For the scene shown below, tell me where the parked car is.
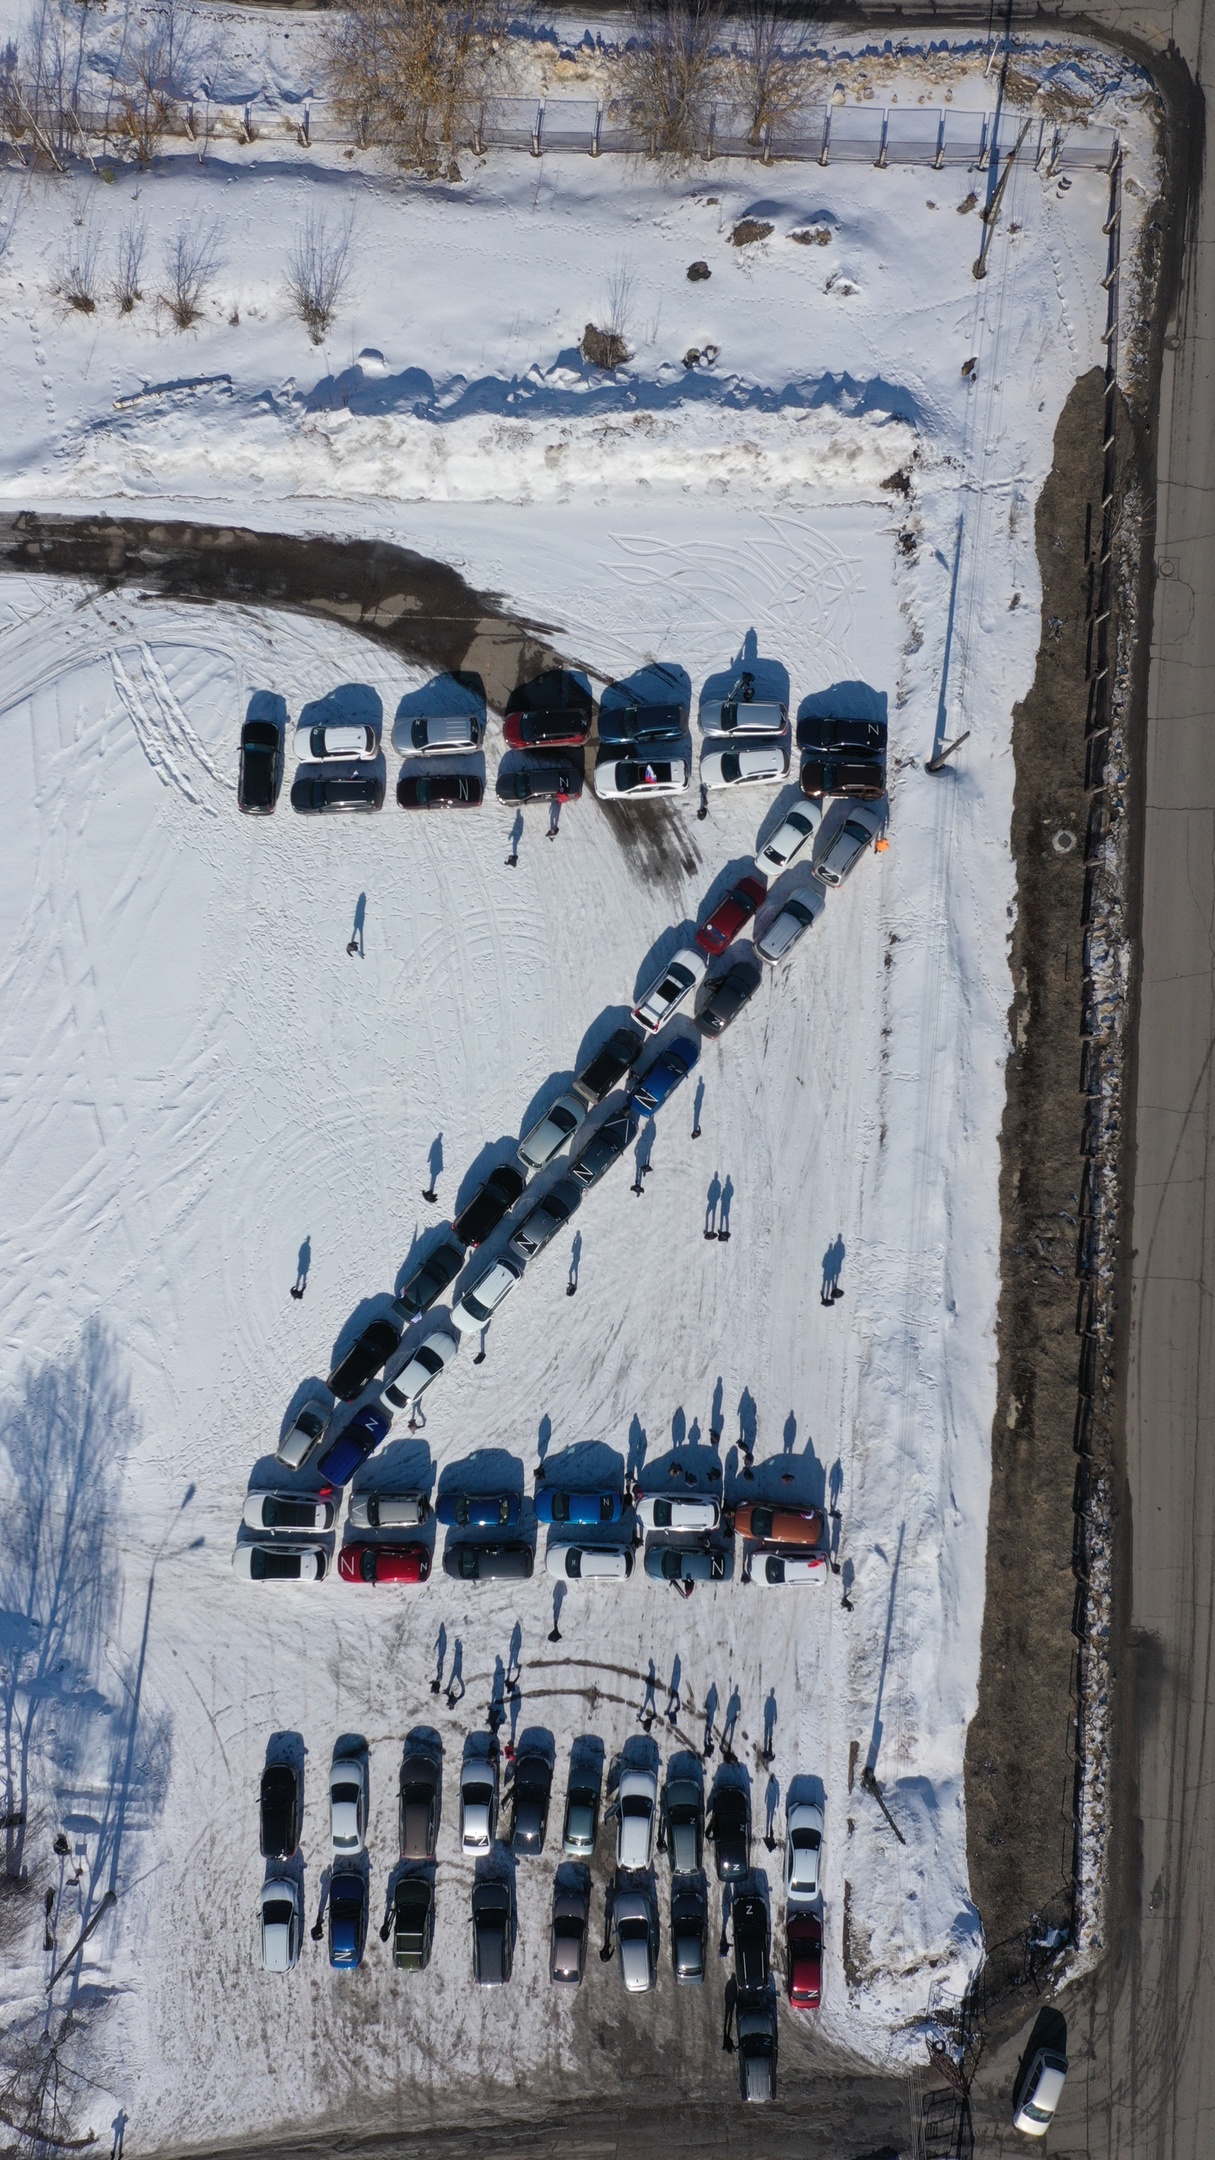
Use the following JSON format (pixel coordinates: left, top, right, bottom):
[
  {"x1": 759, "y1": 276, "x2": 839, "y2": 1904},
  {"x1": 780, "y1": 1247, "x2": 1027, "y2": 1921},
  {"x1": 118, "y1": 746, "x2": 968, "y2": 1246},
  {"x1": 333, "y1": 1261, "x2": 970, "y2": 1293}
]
[
  {"x1": 573, "y1": 1024, "x2": 646, "y2": 1105},
  {"x1": 755, "y1": 886, "x2": 825, "y2": 964},
  {"x1": 328, "y1": 1315, "x2": 404, "y2": 1403},
  {"x1": 259, "y1": 1764, "x2": 300, "y2": 1859},
  {"x1": 290, "y1": 770, "x2": 384, "y2": 814},
  {"x1": 786, "y1": 1911, "x2": 823, "y2": 2009},
  {"x1": 274, "y1": 1399, "x2": 332, "y2": 1472},
  {"x1": 396, "y1": 1234, "x2": 466, "y2": 1320},
  {"x1": 338, "y1": 1541, "x2": 431, "y2": 1585},
  {"x1": 613, "y1": 1767, "x2": 658, "y2": 1869},
  {"x1": 436, "y1": 1490, "x2": 522, "y2": 1529},
  {"x1": 550, "y1": 1882, "x2": 590, "y2": 1985},
  {"x1": 397, "y1": 771, "x2": 484, "y2": 809},
  {"x1": 696, "y1": 876, "x2": 767, "y2": 957},
  {"x1": 663, "y1": 1771, "x2": 704, "y2": 1874},
  {"x1": 231, "y1": 1544, "x2": 327, "y2": 1583},
  {"x1": 749, "y1": 1551, "x2": 828, "y2": 1585},
  {"x1": 635, "y1": 1492, "x2": 719, "y2": 1533},
  {"x1": 451, "y1": 1254, "x2": 524, "y2": 1335},
  {"x1": 594, "y1": 753, "x2": 690, "y2": 799},
  {"x1": 562, "y1": 1771, "x2": 600, "y2": 1857},
  {"x1": 294, "y1": 719, "x2": 378, "y2": 761},
  {"x1": 696, "y1": 964, "x2": 760, "y2": 1039},
  {"x1": 328, "y1": 1869, "x2": 368, "y2": 1970},
  {"x1": 329, "y1": 1754, "x2": 369, "y2": 1853},
  {"x1": 242, "y1": 1490, "x2": 335, "y2": 1534},
  {"x1": 392, "y1": 1876, "x2": 435, "y2": 1971},
  {"x1": 798, "y1": 714, "x2": 888, "y2": 759},
  {"x1": 496, "y1": 761, "x2": 583, "y2": 803},
  {"x1": 400, "y1": 709, "x2": 484, "y2": 753},
  {"x1": 644, "y1": 1537, "x2": 725, "y2": 1585},
  {"x1": 347, "y1": 1489, "x2": 429, "y2": 1531},
  {"x1": 708, "y1": 1784, "x2": 751, "y2": 1879},
  {"x1": 545, "y1": 1543, "x2": 634, "y2": 1580},
  {"x1": 733, "y1": 1501, "x2": 825, "y2": 1548},
  {"x1": 632, "y1": 947, "x2": 708, "y2": 1033},
  {"x1": 702, "y1": 743, "x2": 791, "y2": 790},
  {"x1": 443, "y1": 1542, "x2": 534, "y2": 1582},
  {"x1": 670, "y1": 1875, "x2": 708, "y2": 1985},
  {"x1": 518, "y1": 1092, "x2": 587, "y2": 1171},
  {"x1": 798, "y1": 715, "x2": 887, "y2": 797},
  {"x1": 785, "y1": 1801, "x2": 824, "y2": 1901},
  {"x1": 316, "y1": 1402, "x2": 391, "y2": 1487},
  {"x1": 630, "y1": 1036, "x2": 699, "y2": 1117},
  {"x1": 733, "y1": 1890, "x2": 771, "y2": 1992},
  {"x1": 504, "y1": 671, "x2": 593, "y2": 749},
  {"x1": 259, "y1": 1878, "x2": 300, "y2": 1972},
  {"x1": 815, "y1": 801, "x2": 884, "y2": 886},
  {"x1": 472, "y1": 1878, "x2": 513, "y2": 1984},
  {"x1": 460, "y1": 1752, "x2": 499, "y2": 1853},
  {"x1": 700, "y1": 679, "x2": 787, "y2": 733},
  {"x1": 597, "y1": 694, "x2": 688, "y2": 747},
  {"x1": 238, "y1": 715, "x2": 283, "y2": 814},
  {"x1": 756, "y1": 800, "x2": 821, "y2": 874},
  {"x1": 736, "y1": 2000, "x2": 777, "y2": 2102},
  {"x1": 510, "y1": 1746, "x2": 553, "y2": 1855},
  {"x1": 535, "y1": 1488, "x2": 623, "y2": 1527},
  {"x1": 1012, "y1": 2048, "x2": 1069, "y2": 2137},
  {"x1": 383, "y1": 1327, "x2": 458, "y2": 1409},
  {"x1": 508, "y1": 1177, "x2": 581, "y2": 1262},
  {"x1": 800, "y1": 755, "x2": 886, "y2": 800},
  {"x1": 452, "y1": 1165, "x2": 527, "y2": 1247},
  {"x1": 399, "y1": 1741, "x2": 442, "y2": 1859},
  {"x1": 569, "y1": 1106, "x2": 636, "y2": 1188},
  {"x1": 615, "y1": 1889, "x2": 658, "y2": 1993}
]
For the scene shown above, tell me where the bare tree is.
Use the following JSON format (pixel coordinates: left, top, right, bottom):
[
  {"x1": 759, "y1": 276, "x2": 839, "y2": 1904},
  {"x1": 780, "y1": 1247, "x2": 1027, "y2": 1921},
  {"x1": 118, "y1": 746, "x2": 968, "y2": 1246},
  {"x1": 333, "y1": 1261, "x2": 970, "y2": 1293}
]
[
  {"x1": 285, "y1": 208, "x2": 355, "y2": 342},
  {"x1": 0, "y1": 0, "x2": 91, "y2": 172},
  {"x1": 161, "y1": 216, "x2": 221, "y2": 329},
  {"x1": 616, "y1": 0, "x2": 724, "y2": 158},
  {"x1": 113, "y1": 0, "x2": 199, "y2": 165},
  {"x1": 731, "y1": 0, "x2": 815, "y2": 144},
  {"x1": 113, "y1": 210, "x2": 147, "y2": 312},
  {"x1": 322, "y1": 0, "x2": 508, "y2": 169},
  {"x1": 57, "y1": 204, "x2": 101, "y2": 311}
]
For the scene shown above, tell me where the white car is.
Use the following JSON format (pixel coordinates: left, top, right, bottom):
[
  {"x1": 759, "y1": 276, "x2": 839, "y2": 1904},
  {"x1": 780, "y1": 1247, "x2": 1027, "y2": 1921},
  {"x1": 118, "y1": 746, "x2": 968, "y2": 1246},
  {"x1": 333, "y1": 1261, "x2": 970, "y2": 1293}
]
[
  {"x1": 460, "y1": 1752, "x2": 500, "y2": 1853},
  {"x1": 634, "y1": 1492, "x2": 720, "y2": 1532},
  {"x1": 293, "y1": 720, "x2": 378, "y2": 761},
  {"x1": 259, "y1": 1878, "x2": 301, "y2": 1972},
  {"x1": 755, "y1": 883, "x2": 826, "y2": 964},
  {"x1": 613, "y1": 1767, "x2": 658, "y2": 1869},
  {"x1": 1013, "y1": 2049, "x2": 1069, "y2": 2137},
  {"x1": 614, "y1": 1890, "x2": 657, "y2": 1992},
  {"x1": 383, "y1": 1327, "x2": 458, "y2": 1408},
  {"x1": 594, "y1": 753, "x2": 690, "y2": 800},
  {"x1": 816, "y1": 800, "x2": 884, "y2": 886},
  {"x1": 347, "y1": 1489, "x2": 430, "y2": 1530},
  {"x1": 784, "y1": 1802, "x2": 824, "y2": 1901},
  {"x1": 545, "y1": 1544, "x2": 634, "y2": 1581},
  {"x1": 517, "y1": 1092, "x2": 587, "y2": 1170},
  {"x1": 701, "y1": 743, "x2": 790, "y2": 790},
  {"x1": 241, "y1": 1490, "x2": 335, "y2": 1534},
  {"x1": 451, "y1": 1254, "x2": 524, "y2": 1335},
  {"x1": 756, "y1": 800, "x2": 821, "y2": 874},
  {"x1": 748, "y1": 1550, "x2": 828, "y2": 1585},
  {"x1": 231, "y1": 1544, "x2": 327, "y2": 1583},
  {"x1": 329, "y1": 1754, "x2": 368, "y2": 1854},
  {"x1": 699, "y1": 689, "x2": 788, "y2": 734},
  {"x1": 632, "y1": 947, "x2": 707, "y2": 1033}
]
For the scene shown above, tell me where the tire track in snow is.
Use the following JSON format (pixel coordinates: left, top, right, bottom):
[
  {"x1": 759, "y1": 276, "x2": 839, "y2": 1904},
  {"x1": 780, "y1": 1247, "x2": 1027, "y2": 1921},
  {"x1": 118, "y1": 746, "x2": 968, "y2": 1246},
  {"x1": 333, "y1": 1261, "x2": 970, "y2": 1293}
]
[{"x1": 110, "y1": 644, "x2": 224, "y2": 812}]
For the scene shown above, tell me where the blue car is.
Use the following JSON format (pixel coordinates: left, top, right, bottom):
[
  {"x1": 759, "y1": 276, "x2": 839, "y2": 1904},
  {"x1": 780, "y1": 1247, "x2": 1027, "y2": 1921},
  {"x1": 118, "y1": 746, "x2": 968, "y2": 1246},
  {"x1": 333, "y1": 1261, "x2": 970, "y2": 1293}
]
[
  {"x1": 435, "y1": 1491, "x2": 522, "y2": 1530},
  {"x1": 534, "y1": 1488, "x2": 624, "y2": 1527},
  {"x1": 328, "y1": 1869, "x2": 367, "y2": 1969},
  {"x1": 316, "y1": 1403, "x2": 390, "y2": 1488},
  {"x1": 630, "y1": 1037, "x2": 700, "y2": 1117}
]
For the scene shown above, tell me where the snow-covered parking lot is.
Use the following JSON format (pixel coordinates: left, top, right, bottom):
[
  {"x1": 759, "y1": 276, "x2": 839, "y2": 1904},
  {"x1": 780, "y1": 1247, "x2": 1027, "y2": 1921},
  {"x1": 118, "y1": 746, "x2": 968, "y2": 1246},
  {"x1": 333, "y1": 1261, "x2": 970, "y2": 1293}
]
[{"x1": 0, "y1": 19, "x2": 1151, "y2": 2149}]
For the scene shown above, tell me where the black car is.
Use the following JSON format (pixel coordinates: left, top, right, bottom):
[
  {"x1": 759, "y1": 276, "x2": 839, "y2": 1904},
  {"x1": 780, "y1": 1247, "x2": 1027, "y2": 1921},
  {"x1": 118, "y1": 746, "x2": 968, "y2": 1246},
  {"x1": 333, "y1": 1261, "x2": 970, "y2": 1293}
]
[
  {"x1": 569, "y1": 1107, "x2": 636, "y2": 1189},
  {"x1": 397, "y1": 772, "x2": 484, "y2": 809},
  {"x1": 472, "y1": 1878, "x2": 514, "y2": 1985},
  {"x1": 708, "y1": 1785, "x2": 751, "y2": 1880},
  {"x1": 442, "y1": 1542, "x2": 534, "y2": 1582},
  {"x1": 510, "y1": 1748, "x2": 553, "y2": 1856},
  {"x1": 663, "y1": 1770, "x2": 704, "y2": 1873},
  {"x1": 733, "y1": 1891, "x2": 770, "y2": 1993},
  {"x1": 291, "y1": 771, "x2": 384, "y2": 814},
  {"x1": 392, "y1": 1876, "x2": 435, "y2": 1972},
  {"x1": 800, "y1": 755, "x2": 886, "y2": 800},
  {"x1": 452, "y1": 1165, "x2": 527, "y2": 1247},
  {"x1": 507, "y1": 1177, "x2": 581, "y2": 1262},
  {"x1": 670, "y1": 1874, "x2": 708, "y2": 1985},
  {"x1": 396, "y1": 1235, "x2": 465, "y2": 1320},
  {"x1": 259, "y1": 1764, "x2": 300, "y2": 1859},
  {"x1": 597, "y1": 696, "x2": 689, "y2": 747},
  {"x1": 238, "y1": 716, "x2": 283, "y2": 814},
  {"x1": 797, "y1": 714, "x2": 887, "y2": 758},
  {"x1": 327, "y1": 1314, "x2": 404, "y2": 1402},
  {"x1": 495, "y1": 762, "x2": 584, "y2": 803},
  {"x1": 573, "y1": 1024, "x2": 645, "y2": 1106},
  {"x1": 696, "y1": 964, "x2": 760, "y2": 1039},
  {"x1": 399, "y1": 1744, "x2": 442, "y2": 1860}
]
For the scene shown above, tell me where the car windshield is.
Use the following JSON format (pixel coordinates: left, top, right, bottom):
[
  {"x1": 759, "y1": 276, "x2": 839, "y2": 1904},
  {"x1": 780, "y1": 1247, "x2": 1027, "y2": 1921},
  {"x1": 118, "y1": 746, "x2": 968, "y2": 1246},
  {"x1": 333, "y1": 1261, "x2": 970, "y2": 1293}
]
[
  {"x1": 465, "y1": 1782, "x2": 492, "y2": 1807},
  {"x1": 332, "y1": 1781, "x2": 359, "y2": 1807},
  {"x1": 764, "y1": 1558, "x2": 785, "y2": 1583},
  {"x1": 661, "y1": 1550, "x2": 683, "y2": 1579},
  {"x1": 555, "y1": 1917, "x2": 584, "y2": 1940},
  {"x1": 751, "y1": 1507, "x2": 773, "y2": 1536},
  {"x1": 622, "y1": 1796, "x2": 651, "y2": 1818},
  {"x1": 464, "y1": 1292, "x2": 493, "y2": 1322},
  {"x1": 1023, "y1": 2102, "x2": 1054, "y2": 2124},
  {"x1": 794, "y1": 1828, "x2": 821, "y2": 1849},
  {"x1": 618, "y1": 1918, "x2": 648, "y2": 1941}
]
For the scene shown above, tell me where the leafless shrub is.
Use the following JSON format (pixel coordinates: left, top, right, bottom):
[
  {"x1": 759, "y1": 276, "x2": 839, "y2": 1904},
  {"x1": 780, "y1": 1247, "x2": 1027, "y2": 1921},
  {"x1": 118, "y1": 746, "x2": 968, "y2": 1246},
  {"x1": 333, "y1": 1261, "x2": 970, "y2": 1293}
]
[
  {"x1": 1, "y1": 0, "x2": 91, "y2": 172},
  {"x1": 730, "y1": 0, "x2": 815, "y2": 143},
  {"x1": 322, "y1": 0, "x2": 509, "y2": 170},
  {"x1": 113, "y1": 210, "x2": 147, "y2": 312},
  {"x1": 161, "y1": 216, "x2": 221, "y2": 329},
  {"x1": 57, "y1": 209, "x2": 101, "y2": 311},
  {"x1": 112, "y1": 0, "x2": 199, "y2": 165},
  {"x1": 616, "y1": 0, "x2": 724, "y2": 158},
  {"x1": 285, "y1": 207, "x2": 355, "y2": 342}
]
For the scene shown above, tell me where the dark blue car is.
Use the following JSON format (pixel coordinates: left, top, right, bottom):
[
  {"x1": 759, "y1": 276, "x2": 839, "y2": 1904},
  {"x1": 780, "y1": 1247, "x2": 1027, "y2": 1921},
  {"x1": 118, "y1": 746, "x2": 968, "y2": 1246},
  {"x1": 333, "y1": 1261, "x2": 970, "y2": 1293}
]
[
  {"x1": 630, "y1": 1037, "x2": 700, "y2": 1118},
  {"x1": 328, "y1": 1869, "x2": 367, "y2": 1969},
  {"x1": 317, "y1": 1403, "x2": 391, "y2": 1488},
  {"x1": 435, "y1": 1491, "x2": 522, "y2": 1530},
  {"x1": 534, "y1": 1488, "x2": 624, "y2": 1526}
]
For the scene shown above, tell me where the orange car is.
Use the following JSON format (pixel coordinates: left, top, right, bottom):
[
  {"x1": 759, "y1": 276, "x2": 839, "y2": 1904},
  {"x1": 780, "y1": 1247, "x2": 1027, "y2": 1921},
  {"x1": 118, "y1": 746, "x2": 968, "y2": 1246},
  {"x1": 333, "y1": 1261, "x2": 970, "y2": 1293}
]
[{"x1": 732, "y1": 1500, "x2": 825, "y2": 1549}]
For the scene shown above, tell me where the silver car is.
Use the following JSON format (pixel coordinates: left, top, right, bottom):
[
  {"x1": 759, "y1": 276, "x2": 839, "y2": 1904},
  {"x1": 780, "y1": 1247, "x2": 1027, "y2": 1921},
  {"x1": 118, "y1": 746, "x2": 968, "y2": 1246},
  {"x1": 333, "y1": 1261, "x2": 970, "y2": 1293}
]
[
  {"x1": 816, "y1": 801, "x2": 884, "y2": 887},
  {"x1": 397, "y1": 709, "x2": 483, "y2": 753},
  {"x1": 275, "y1": 1399, "x2": 332, "y2": 1471},
  {"x1": 259, "y1": 1877, "x2": 301, "y2": 1972},
  {"x1": 518, "y1": 1092, "x2": 587, "y2": 1171},
  {"x1": 460, "y1": 1751, "x2": 499, "y2": 1853},
  {"x1": 615, "y1": 1889, "x2": 657, "y2": 1992},
  {"x1": 612, "y1": 1768, "x2": 657, "y2": 1869},
  {"x1": 699, "y1": 684, "x2": 788, "y2": 733},
  {"x1": 347, "y1": 1489, "x2": 430, "y2": 1531},
  {"x1": 755, "y1": 883, "x2": 825, "y2": 964},
  {"x1": 550, "y1": 1884, "x2": 589, "y2": 1985}
]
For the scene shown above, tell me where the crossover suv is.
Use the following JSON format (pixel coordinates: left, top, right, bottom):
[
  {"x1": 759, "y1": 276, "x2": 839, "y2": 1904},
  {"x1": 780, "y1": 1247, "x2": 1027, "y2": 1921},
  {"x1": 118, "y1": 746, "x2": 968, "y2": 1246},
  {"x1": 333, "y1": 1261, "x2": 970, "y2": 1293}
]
[{"x1": 238, "y1": 714, "x2": 283, "y2": 813}]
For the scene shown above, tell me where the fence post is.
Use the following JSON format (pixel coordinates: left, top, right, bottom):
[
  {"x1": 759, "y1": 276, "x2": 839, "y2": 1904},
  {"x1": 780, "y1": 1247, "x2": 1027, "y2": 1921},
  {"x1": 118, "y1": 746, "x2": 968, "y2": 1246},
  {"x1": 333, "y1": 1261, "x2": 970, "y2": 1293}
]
[
  {"x1": 819, "y1": 107, "x2": 831, "y2": 166},
  {"x1": 591, "y1": 102, "x2": 601, "y2": 157},
  {"x1": 933, "y1": 111, "x2": 945, "y2": 168},
  {"x1": 531, "y1": 100, "x2": 542, "y2": 157},
  {"x1": 876, "y1": 112, "x2": 888, "y2": 167}
]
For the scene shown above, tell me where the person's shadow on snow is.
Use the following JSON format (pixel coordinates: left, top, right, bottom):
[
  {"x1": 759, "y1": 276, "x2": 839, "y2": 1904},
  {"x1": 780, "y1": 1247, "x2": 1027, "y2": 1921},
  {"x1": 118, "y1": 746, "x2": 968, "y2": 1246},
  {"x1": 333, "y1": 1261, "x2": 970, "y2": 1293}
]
[{"x1": 821, "y1": 1234, "x2": 845, "y2": 1304}]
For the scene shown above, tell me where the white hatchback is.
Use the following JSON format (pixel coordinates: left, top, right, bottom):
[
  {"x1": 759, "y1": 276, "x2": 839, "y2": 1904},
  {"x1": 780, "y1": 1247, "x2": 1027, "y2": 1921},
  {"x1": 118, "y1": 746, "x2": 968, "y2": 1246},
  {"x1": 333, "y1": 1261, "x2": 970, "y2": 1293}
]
[
  {"x1": 545, "y1": 1543, "x2": 634, "y2": 1580},
  {"x1": 784, "y1": 1801, "x2": 824, "y2": 1901},
  {"x1": 293, "y1": 720, "x2": 379, "y2": 761},
  {"x1": 634, "y1": 1491, "x2": 720, "y2": 1532},
  {"x1": 748, "y1": 1550, "x2": 828, "y2": 1585},
  {"x1": 756, "y1": 800, "x2": 822, "y2": 874},
  {"x1": 632, "y1": 947, "x2": 707, "y2": 1033},
  {"x1": 383, "y1": 1327, "x2": 458, "y2": 1408},
  {"x1": 701, "y1": 743, "x2": 791, "y2": 790},
  {"x1": 451, "y1": 1254, "x2": 524, "y2": 1334}
]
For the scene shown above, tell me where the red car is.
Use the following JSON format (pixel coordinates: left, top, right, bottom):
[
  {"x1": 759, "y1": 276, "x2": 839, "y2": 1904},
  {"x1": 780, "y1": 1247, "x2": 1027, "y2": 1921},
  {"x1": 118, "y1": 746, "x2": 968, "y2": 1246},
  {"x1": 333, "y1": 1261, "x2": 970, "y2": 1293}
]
[
  {"x1": 338, "y1": 1543, "x2": 431, "y2": 1586},
  {"x1": 503, "y1": 670, "x2": 593, "y2": 750},
  {"x1": 695, "y1": 875, "x2": 767, "y2": 957},
  {"x1": 787, "y1": 1912, "x2": 822, "y2": 2009}
]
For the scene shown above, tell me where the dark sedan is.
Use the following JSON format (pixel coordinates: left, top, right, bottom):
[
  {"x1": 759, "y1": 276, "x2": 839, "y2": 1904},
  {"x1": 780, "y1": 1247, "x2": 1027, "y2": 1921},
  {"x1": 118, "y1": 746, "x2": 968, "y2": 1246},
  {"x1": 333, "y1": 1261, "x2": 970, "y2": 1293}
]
[
  {"x1": 597, "y1": 695, "x2": 688, "y2": 747},
  {"x1": 797, "y1": 713, "x2": 887, "y2": 757},
  {"x1": 696, "y1": 963, "x2": 760, "y2": 1039},
  {"x1": 510, "y1": 1748, "x2": 553, "y2": 1855},
  {"x1": 800, "y1": 755, "x2": 886, "y2": 800},
  {"x1": 442, "y1": 1542, "x2": 534, "y2": 1582},
  {"x1": 569, "y1": 1106, "x2": 636, "y2": 1189},
  {"x1": 396, "y1": 1234, "x2": 465, "y2": 1320},
  {"x1": 452, "y1": 1165, "x2": 527, "y2": 1247},
  {"x1": 573, "y1": 1023, "x2": 645, "y2": 1106},
  {"x1": 291, "y1": 771, "x2": 384, "y2": 814},
  {"x1": 708, "y1": 1785, "x2": 751, "y2": 1880},
  {"x1": 733, "y1": 1890, "x2": 770, "y2": 1992},
  {"x1": 397, "y1": 772, "x2": 484, "y2": 809},
  {"x1": 496, "y1": 762, "x2": 584, "y2": 803},
  {"x1": 238, "y1": 716, "x2": 283, "y2": 814},
  {"x1": 436, "y1": 1491, "x2": 522, "y2": 1530},
  {"x1": 259, "y1": 1764, "x2": 300, "y2": 1859},
  {"x1": 327, "y1": 1314, "x2": 403, "y2": 1402}
]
